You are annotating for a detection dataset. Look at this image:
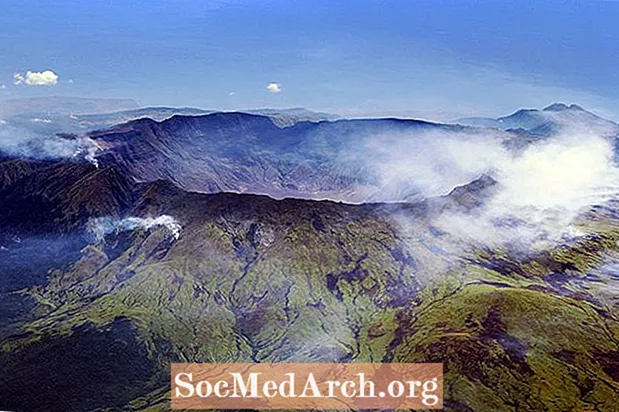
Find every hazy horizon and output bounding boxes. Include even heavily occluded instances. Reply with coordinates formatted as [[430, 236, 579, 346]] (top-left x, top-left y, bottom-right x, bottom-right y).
[[1, 94, 612, 124], [2, 0, 619, 121]]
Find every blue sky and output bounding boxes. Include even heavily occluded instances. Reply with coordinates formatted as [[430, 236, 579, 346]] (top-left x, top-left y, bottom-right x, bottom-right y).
[[1, 0, 618, 119]]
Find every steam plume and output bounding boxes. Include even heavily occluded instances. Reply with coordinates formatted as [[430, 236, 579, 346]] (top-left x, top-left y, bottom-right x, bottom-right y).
[[0, 122, 101, 166], [368, 126, 619, 248], [87, 215, 182, 242]]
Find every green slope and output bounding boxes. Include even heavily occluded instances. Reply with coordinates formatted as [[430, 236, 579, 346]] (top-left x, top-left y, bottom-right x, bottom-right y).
[[1, 161, 618, 411]]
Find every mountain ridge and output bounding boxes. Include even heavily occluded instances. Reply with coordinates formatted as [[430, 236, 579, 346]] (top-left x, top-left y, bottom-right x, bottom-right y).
[[1, 155, 619, 411], [86, 111, 479, 203]]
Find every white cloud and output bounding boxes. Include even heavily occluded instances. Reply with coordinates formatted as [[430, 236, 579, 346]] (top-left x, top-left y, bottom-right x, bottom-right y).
[[267, 82, 281, 93], [13, 70, 59, 86], [228, 91, 236, 96], [0, 84, 6, 89]]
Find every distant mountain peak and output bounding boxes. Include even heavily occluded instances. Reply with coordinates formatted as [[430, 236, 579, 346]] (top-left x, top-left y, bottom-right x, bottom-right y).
[[502, 108, 537, 119], [456, 102, 616, 138], [568, 104, 585, 111], [543, 103, 571, 112]]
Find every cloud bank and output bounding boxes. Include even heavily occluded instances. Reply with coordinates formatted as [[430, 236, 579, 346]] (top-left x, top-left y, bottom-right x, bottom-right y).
[[361, 126, 619, 248]]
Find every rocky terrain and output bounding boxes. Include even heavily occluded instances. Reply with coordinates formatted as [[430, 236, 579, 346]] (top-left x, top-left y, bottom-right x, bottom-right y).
[[88, 113, 506, 202], [0, 153, 618, 411], [1, 102, 619, 411]]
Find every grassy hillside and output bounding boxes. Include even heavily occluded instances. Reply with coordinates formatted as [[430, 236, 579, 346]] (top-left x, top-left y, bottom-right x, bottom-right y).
[[0, 159, 618, 411]]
